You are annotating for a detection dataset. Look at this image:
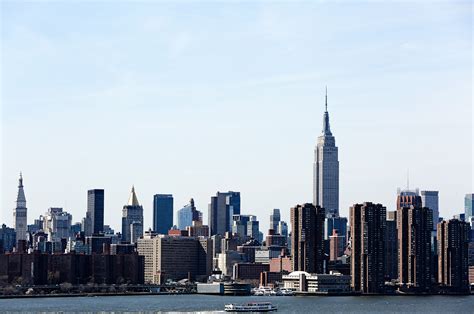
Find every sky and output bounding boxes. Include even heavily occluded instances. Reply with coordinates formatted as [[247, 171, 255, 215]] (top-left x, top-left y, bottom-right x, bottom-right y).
[[1, 1, 472, 233]]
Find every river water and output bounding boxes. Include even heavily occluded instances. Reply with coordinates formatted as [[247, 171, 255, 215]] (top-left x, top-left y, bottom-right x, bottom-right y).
[[0, 294, 472, 313]]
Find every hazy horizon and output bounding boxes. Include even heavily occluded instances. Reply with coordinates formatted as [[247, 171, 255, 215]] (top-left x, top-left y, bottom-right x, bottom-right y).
[[1, 1, 472, 233]]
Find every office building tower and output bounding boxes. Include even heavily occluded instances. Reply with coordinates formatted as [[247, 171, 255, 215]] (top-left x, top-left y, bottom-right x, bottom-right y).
[[465, 194, 474, 218], [385, 211, 398, 280], [277, 221, 288, 238], [153, 194, 173, 234], [421, 191, 439, 231], [13, 173, 27, 245], [396, 188, 422, 210], [87, 189, 104, 235], [247, 216, 259, 240], [137, 234, 211, 284], [350, 202, 386, 293], [177, 198, 201, 230], [208, 191, 241, 236], [270, 209, 281, 232], [398, 205, 433, 291], [438, 219, 470, 292], [324, 215, 348, 242], [43, 207, 72, 242], [290, 203, 325, 273], [232, 215, 250, 238], [313, 89, 339, 216], [0, 224, 16, 253], [329, 229, 345, 261], [122, 186, 144, 243]]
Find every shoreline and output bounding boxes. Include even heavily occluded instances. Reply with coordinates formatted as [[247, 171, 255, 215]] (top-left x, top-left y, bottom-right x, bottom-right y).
[[1, 291, 472, 299]]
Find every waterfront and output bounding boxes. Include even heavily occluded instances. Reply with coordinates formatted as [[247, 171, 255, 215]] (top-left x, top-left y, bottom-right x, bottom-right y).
[[0, 294, 473, 313]]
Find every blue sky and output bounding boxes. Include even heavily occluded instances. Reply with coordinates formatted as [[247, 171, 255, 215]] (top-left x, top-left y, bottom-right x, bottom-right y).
[[1, 1, 472, 232]]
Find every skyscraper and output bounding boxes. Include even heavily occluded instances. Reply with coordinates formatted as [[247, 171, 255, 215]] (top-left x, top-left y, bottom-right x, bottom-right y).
[[87, 189, 105, 235], [397, 205, 433, 291], [396, 188, 422, 210], [122, 186, 144, 243], [13, 173, 27, 245], [350, 202, 386, 293], [153, 194, 173, 234], [437, 219, 470, 292], [269, 208, 281, 232], [290, 203, 325, 274], [208, 191, 241, 236], [385, 211, 398, 281], [43, 207, 72, 242], [247, 215, 259, 240], [313, 89, 339, 217], [177, 198, 201, 230], [421, 191, 439, 231], [465, 193, 474, 218]]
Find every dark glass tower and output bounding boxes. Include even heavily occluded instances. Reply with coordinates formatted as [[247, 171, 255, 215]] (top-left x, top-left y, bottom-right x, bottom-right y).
[[87, 189, 104, 235], [208, 191, 240, 236], [153, 194, 173, 234]]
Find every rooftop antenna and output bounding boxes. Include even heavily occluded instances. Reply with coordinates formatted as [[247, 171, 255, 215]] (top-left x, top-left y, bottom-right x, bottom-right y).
[[325, 86, 328, 112]]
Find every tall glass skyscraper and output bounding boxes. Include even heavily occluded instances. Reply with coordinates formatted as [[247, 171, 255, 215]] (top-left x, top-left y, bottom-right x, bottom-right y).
[[269, 208, 280, 232], [153, 194, 173, 234], [177, 198, 201, 230], [421, 190, 439, 231], [313, 89, 339, 216], [87, 189, 104, 235], [465, 194, 474, 218], [208, 191, 240, 236]]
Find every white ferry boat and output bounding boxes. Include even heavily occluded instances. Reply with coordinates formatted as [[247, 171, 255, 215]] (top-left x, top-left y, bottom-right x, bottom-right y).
[[224, 302, 277, 312]]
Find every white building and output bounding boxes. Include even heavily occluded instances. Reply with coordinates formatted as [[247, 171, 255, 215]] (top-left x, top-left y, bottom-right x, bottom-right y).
[[282, 271, 351, 293], [43, 207, 72, 242], [217, 251, 246, 276]]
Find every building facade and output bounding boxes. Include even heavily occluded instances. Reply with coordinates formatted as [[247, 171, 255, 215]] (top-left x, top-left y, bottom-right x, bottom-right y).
[[13, 173, 27, 245], [385, 211, 398, 281], [137, 234, 211, 284], [122, 186, 144, 243], [87, 189, 105, 235], [350, 202, 386, 293], [0, 224, 16, 253], [208, 191, 241, 236], [437, 219, 470, 292], [397, 205, 433, 291], [282, 271, 351, 293], [421, 191, 439, 231], [177, 198, 201, 230], [465, 193, 474, 218], [290, 203, 325, 274], [313, 90, 339, 217], [270, 209, 281, 232], [43, 207, 72, 242], [153, 194, 173, 234]]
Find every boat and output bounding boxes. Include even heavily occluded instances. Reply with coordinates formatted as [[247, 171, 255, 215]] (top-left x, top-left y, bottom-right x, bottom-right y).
[[225, 302, 277, 312]]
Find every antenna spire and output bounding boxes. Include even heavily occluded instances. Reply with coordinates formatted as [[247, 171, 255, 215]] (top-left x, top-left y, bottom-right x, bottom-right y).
[[325, 86, 328, 112]]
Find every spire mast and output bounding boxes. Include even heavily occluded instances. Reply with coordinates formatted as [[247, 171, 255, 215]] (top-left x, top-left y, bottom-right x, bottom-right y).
[[325, 86, 328, 112]]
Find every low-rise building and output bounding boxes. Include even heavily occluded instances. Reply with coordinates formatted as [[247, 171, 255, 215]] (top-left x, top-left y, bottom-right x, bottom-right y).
[[282, 271, 351, 293], [233, 263, 269, 281]]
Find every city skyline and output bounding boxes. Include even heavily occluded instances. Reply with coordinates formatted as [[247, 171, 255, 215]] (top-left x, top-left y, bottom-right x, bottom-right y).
[[1, 2, 472, 232]]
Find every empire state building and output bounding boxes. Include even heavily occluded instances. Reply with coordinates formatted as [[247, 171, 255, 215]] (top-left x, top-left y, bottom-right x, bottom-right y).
[[313, 89, 339, 216]]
